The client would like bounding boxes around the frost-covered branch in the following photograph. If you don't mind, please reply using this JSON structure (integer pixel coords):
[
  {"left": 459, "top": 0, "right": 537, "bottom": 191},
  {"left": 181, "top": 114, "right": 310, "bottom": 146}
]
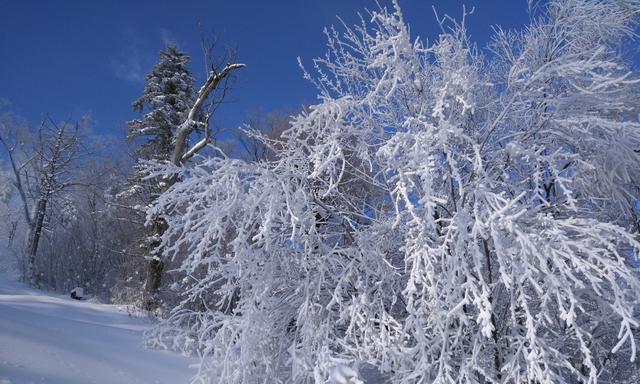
[
  {"left": 146, "top": 1, "right": 640, "bottom": 383},
  {"left": 172, "top": 63, "right": 245, "bottom": 165}
]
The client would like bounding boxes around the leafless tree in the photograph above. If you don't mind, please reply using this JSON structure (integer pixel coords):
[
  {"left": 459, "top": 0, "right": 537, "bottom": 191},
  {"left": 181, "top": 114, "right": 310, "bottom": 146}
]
[{"left": 0, "top": 117, "right": 85, "bottom": 284}]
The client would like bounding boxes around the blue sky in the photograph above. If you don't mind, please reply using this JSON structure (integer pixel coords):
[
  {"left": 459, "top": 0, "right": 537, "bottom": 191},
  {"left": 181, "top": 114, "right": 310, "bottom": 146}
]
[{"left": 0, "top": 1, "right": 530, "bottom": 139}]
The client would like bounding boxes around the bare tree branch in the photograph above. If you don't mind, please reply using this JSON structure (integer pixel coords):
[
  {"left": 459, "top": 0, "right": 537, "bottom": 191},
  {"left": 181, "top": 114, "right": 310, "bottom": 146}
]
[{"left": 172, "top": 62, "right": 245, "bottom": 165}]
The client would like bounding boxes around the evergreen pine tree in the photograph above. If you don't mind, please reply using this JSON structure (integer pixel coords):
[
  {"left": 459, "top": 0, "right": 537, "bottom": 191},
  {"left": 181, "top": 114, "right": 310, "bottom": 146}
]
[
  {"left": 126, "top": 45, "right": 197, "bottom": 309},
  {"left": 128, "top": 45, "right": 196, "bottom": 161}
]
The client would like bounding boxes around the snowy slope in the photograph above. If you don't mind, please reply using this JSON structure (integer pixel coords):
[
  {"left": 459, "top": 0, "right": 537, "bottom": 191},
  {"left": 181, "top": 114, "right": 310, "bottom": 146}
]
[{"left": 0, "top": 274, "right": 196, "bottom": 384}]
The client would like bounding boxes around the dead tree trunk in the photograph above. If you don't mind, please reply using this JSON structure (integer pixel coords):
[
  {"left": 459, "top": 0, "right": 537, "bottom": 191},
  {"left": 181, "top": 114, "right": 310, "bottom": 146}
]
[{"left": 144, "top": 62, "right": 245, "bottom": 309}]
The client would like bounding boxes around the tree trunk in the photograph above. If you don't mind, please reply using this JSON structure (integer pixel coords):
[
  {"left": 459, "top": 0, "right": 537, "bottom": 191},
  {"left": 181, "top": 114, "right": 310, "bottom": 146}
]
[
  {"left": 483, "top": 239, "right": 502, "bottom": 381},
  {"left": 143, "top": 63, "right": 245, "bottom": 309},
  {"left": 27, "top": 196, "right": 48, "bottom": 284},
  {"left": 144, "top": 216, "right": 168, "bottom": 310}
]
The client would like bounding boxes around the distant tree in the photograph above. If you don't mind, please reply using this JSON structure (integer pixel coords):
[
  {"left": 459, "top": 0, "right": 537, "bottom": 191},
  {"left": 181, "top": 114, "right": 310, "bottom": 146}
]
[
  {"left": 238, "top": 111, "right": 291, "bottom": 161},
  {"left": 0, "top": 158, "right": 22, "bottom": 271},
  {"left": 0, "top": 117, "right": 85, "bottom": 285},
  {"left": 37, "top": 154, "right": 143, "bottom": 299}
]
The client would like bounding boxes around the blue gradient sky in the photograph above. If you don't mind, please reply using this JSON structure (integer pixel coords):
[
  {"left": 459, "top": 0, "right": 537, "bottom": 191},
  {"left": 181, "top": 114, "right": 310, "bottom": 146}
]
[{"left": 0, "top": 1, "right": 530, "bottom": 138}]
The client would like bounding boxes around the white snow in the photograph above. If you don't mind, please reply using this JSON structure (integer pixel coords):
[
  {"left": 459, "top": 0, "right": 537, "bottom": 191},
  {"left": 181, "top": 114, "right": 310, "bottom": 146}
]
[
  {"left": 328, "top": 364, "right": 364, "bottom": 384},
  {"left": 70, "top": 287, "right": 84, "bottom": 299},
  {"left": 0, "top": 273, "right": 195, "bottom": 384}
]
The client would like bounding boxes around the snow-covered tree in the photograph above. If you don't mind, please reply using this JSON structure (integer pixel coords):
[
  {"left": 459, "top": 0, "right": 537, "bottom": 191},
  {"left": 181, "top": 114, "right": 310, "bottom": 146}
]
[
  {"left": 0, "top": 116, "right": 86, "bottom": 284},
  {"left": 0, "top": 109, "right": 143, "bottom": 294},
  {"left": 128, "top": 45, "right": 196, "bottom": 162},
  {"left": 126, "top": 45, "right": 197, "bottom": 303},
  {"left": 146, "top": 1, "right": 640, "bottom": 383},
  {"left": 35, "top": 155, "right": 144, "bottom": 299},
  {"left": 127, "top": 44, "right": 244, "bottom": 309}
]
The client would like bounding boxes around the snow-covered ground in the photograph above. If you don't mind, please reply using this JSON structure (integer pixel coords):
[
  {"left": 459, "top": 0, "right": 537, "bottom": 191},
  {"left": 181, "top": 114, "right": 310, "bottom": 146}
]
[{"left": 0, "top": 273, "right": 195, "bottom": 384}]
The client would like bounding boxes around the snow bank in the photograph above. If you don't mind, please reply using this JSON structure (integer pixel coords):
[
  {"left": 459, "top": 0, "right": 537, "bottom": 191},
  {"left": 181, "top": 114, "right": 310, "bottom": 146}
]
[{"left": 0, "top": 273, "right": 195, "bottom": 384}]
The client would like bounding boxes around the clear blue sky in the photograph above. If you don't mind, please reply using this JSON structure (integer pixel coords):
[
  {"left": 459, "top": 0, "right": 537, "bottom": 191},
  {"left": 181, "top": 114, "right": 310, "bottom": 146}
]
[{"left": 0, "top": 1, "right": 530, "bottom": 138}]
